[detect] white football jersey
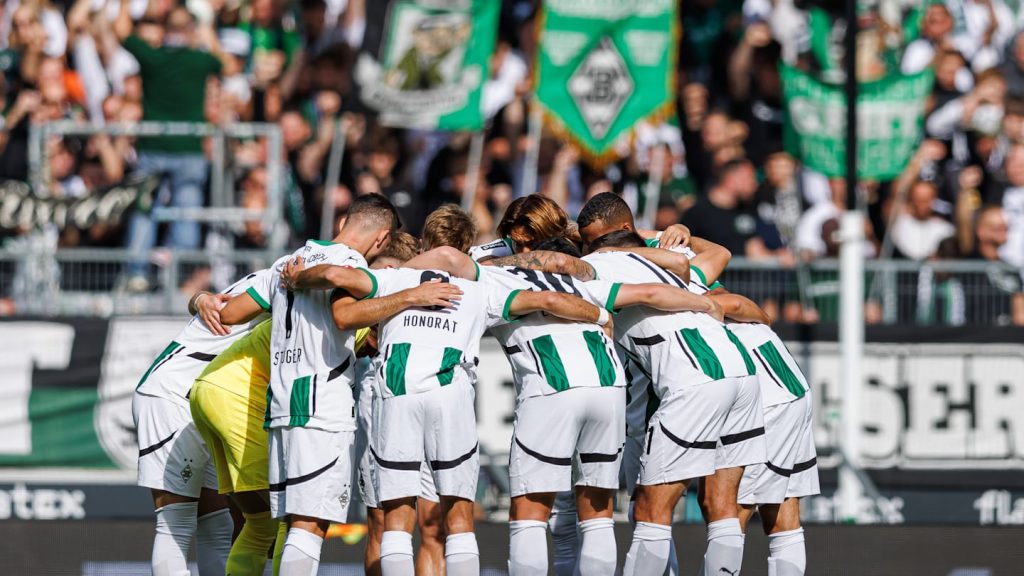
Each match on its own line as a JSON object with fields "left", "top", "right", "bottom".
{"left": 136, "top": 269, "right": 272, "bottom": 401}
{"left": 247, "top": 240, "right": 367, "bottom": 432}
{"left": 582, "top": 251, "right": 754, "bottom": 397}
{"left": 365, "top": 267, "right": 514, "bottom": 398}
{"left": 480, "top": 266, "right": 625, "bottom": 403}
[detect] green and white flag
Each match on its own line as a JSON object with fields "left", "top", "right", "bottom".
{"left": 354, "top": 0, "right": 499, "bottom": 130}
{"left": 535, "top": 0, "right": 678, "bottom": 163}
{"left": 781, "top": 65, "right": 934, "bottom": 180}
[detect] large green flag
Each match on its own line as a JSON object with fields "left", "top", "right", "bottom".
{"left": 535, "top": 0, "right": 678, "bottom": 163}
{"left": 781, "top": 65, "right": 934, "bottom": 180}
{"left": 354, "top": 0, "right": 499, "bottom": 130}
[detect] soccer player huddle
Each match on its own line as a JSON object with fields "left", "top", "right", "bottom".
{"left": 132, "top": 192, "right": 819, "bottom": 576}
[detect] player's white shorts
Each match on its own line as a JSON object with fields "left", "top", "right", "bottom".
{"left": 268, "top": 426, "right": 354, "bottom": 523}
{"left": 715, "top": 375, "right": 767, "bottom": 469}
{"left": 133, "top": 392, "right": 216, "bottom": 498}
{"left": 509, "top": 387, "right": 625, "bottom": 497}
{"left": 372, "top": 379, "right": 479, "bottom": 502}
{"left": 638, "top": 377, "right": 742, "bottom": 486}
{"left": 739, "top": 392, "right": 819, "bottom": 505}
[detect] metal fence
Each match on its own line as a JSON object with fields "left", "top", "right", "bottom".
{"left": 1, "top": 243, "right": 1021, "bottom": 325}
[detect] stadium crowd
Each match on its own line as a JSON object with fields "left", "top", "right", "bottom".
{"left": 0, "top": 0, "right": 1023, "bottom": 323}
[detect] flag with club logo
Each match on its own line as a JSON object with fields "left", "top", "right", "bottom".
{"left": 534, "top": 0, "right": 679, "bottom": 164}
{"left": 781, "top": 65, "right": 934, "bottom": 180}
{"left": 354, "top": 0, "right": 499, "bottom": 130}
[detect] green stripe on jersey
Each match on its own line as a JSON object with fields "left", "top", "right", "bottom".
{"left": 437, "top": 347, "right": 463, "bottom": 386}
{"left": 679, "top": 328, "right": 724, "bottom": 380}
{"left": 246, "top": 286, "right": 271, "bottom": 311}
{"left": 725, "top": 328, "right": 756, "bottom": 376}
{"left": 583, "top": 331, "right": 617, "bottom": 386}
{"left": 288, "top": 376, "right": 311, "bottom": 426}
{"left": 533, "top": 335, "right": 570, "bottom": 393}
{"left": 137, "top": 341, "right": 182, "bottom": 390}
{"left": 503, "top": 289, "right": 523, "bottom": 321}
{"left": 691, "top": 265, "right": 708, "bottom": 287}
{"left": 605, "top": 283, "right": 622, "bottom": 313}
{"left": 385, "top": 343, "right": 411, "bottom": 396}
{"left": 357, "top": 268, "right": 377, "bottom": 300}
{"left": 757, "top": 341, "right": 806, "bottom": 398}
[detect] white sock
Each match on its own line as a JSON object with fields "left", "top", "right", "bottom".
{"left": 628, "top": 501, "right": 679, "bottom": 576}
{"left": 445, "top": 532, "right": 479, "bottom": 576}
{"left": 624, "top": 521, "right": 672, "bottom": 576}
{"left": 508, "top": 520, "right": 548, "bottom": 576}
{"left": 578, "top": 518, "right": 616, "bottom": 576}
{"left": 700, "top": 518, "right": 745, "bottom": 576}
{"left": 768, "top": 528, "right": 806, "bottom": 576}
{"left": 152, "top": 501, "right": 197, "bottom": 576}
{"left": 380, "top": 531, "right": 414, "bottom": 576}
{"left": 549, "top": 506, "right": 580, "bottom": 576}
{"left": 195, "top": 508, "right": 233, "bottom": 576}
{"left": 279, "top": 527, "right": 323, "bottom": 576}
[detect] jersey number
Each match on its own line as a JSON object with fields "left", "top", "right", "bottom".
{"left": 420, "top": 271, "right": 450, "bottom": 311}
{"left": 509, "top": 268, "right": 582, "bottom": 297}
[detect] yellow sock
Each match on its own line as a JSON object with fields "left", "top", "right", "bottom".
{"left": 225, "top": 511, "right": 278, "bottom": 576}
{"left": 271, "top": 519, "right": 287, "bottom": 576}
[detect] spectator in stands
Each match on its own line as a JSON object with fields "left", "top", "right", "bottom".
{"left": 1002, "top": 32, "right": 1024, "bottom": 99}
{"left": 994, "top": 144, "right": 1024, "bottom": 268}
{"left": 902, "top": 2, "right": 979, "bottom": 74}
{"left": 114, "top": 0, "right": 222, "bottom": 290}
{"left": 680, "top": 158, "right": 764, "bottom": 257}
{"left": 891, "top": 180, "right": 956, "bottom": 260}
{"left": 962, "top": 205, "right": 1024, "bottom": 324}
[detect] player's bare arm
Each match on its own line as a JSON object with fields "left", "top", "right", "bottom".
{"left": 485, "top": 251, "right": 597, "bottom": 281}
{"left": 404, "top": 246, "right": 479, "bottom": 280}
{"left": 614, "top": 283, "right": 724, "bottom": 322}
{"left": 592, "top": 246, "right": 691, "bottom": 284}
{"left": 218, "top": 292, "right": 266, "bottom": 326}
{"left": 687, "top": 236, "right": 732, "bottom": 284}
{"left": 637, "top": 223, "right": 691, "bottom": 248}
{"left": 187, "top": 291, "right": 232, "bottom": 336}
{"left": 279, "top": 257, "right": 464, "bottom": 331}
{"left": 331, "top": 280, "right": 463, "bottom": 331}
{"left": 508, "top": 290, "right": 603, "bottom": 325}
{"left": 708, "top": 291, "right": 771, "bottom": 325}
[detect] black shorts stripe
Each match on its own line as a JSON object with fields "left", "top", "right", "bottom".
{"left": 138, "top": 431, "right": 177, "bottom": 457}
{"left": 327, "top": 357, "right": 351, "bottom": 382}
{"left": 659, "top": 423, "right": 717, "bottom": 450}
{"left": 369, "top": 447, "right": 421, "bottom": 471}
{"left": 630, "top": 334, "right": 665, "bottom": 346}
{"left": 720, "top": 427, "right": 766, "bottom": 446}
{"left": 502, "top": 344, "right": 522, "bottom": 355}
{"left": 187, "top": 351, "right": 217, "bottom": 362}
{"left": 430, "top": 443, "right": 478, "bottom": 471}
{"left": 765, "top": 456, "right": 817, "bottom": 478}
{"left": 515, "top": 438, "right": 571, "bottom": 466}
{"left": 268, "top": 457, "right": 340, "bottom": 491}
{"left": 579, "top": 444, "right": 623, "bottom": 464}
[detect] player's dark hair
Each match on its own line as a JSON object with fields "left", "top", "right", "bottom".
{"left": 531, "top": 236, "right": 582, "bottom": 258}
{"left": 347, "top": 193, "right": 401, "bottom": 232}
{"left": 587, "top": 229, "right": 646, "bottom": 251}
{"left": 577, "top": 192, "right": 633, "bottom": 230}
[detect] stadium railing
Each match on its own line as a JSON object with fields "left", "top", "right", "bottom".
{"left": 1, "top": 243, "right": 1020, "bottom": 326}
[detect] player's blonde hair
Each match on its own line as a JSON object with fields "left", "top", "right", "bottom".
{"left": 377, "top": 231, "right": 420, "bottom": 264}
{"left": 421, "top": 204, "right": 477, "bottom": 253}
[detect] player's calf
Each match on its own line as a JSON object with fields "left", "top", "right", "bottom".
{"left": 416, "top": 496, "right": 446, "bottom": 576}
{"left": 576, "top": 486, "right": 616, "bottom": 576}
{"left": 440, "top": 496, "right": 479, "bottom": 576}
{"left": 509, "top": 492, "right": 556, "bottom": 576}
{"left": 625, "top": 482, "right": 686, "bottom": 576}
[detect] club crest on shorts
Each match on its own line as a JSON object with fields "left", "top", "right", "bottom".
{"left": 339, "top": 489, "right": 350, "bottom": 507}
{"left": 180, "top": 461, "right": 194, "bottom": 483}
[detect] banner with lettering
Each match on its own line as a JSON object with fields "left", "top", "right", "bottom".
{"left": 781, "top": 65, "right": 934, "bottom": 180}
{"left": 354, "top": 0, "right": 499, "bottom": 130}
{"left": 0, "top": 173, "right": 159, "bottom": 233}
{"left": 534, "top": 0, "right": 678, "bottom": 164}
